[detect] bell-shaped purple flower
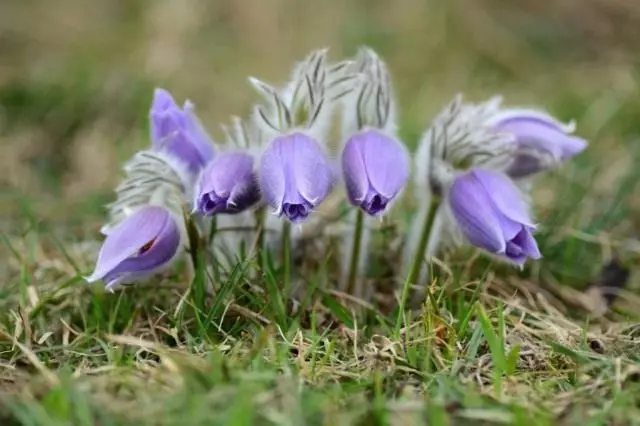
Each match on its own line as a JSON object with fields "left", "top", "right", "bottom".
{"left": 195, "top": 152, "right": 261, "bottom": 215}
{"left": 86, "top": 205, "right": 181, "bottom": 290}
{"left": 491, "top": 109, "right": 587, "bottom": 178}
{"left": 448, "top": 169, "right": 541, "bottom": 266}
{"left": 341, "top": 129, "right": 409, "bottom": 216}
{"left": 259, "top": 132, "right": 333, "bottom": 223}
{"left": 149, "top": 88, "right": 215, "bottom": 172}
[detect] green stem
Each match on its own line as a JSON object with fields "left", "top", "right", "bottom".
{"left": 406, "top": 196, "right": 441, "bottom": 286}
{"left": 208, "top": 216, "right": 218, "bottom": 245}
{"left": 208, "top": 216, "right": 220, "bottom": 283}
{"left": 281, "top": 221, "right": 292, "bottom": 294}
{"left": 346, "top": 209, "right": 365, "bottom": 295}
{"left": 253, "top": 207, "right": 266, "bottom": 266}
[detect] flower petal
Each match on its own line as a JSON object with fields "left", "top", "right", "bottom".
{"left": 86, "top": 206, "right": 173, "bottom": 282}
{"left": 471, "top": 169, "right": 534, "bottom": 228}
{"left": 183, "top": 101, "right": 215, "bottom": 164}
{"left": 360, "top": 130, "right": 409, "bottom": 199}
{"left": 103, "top": 214, "right": 180, "bottom": 283}
{"left": 151, "top": 88, "right": 178, "bottom": 113}
{"left": 497, "top": 116, "right": 587, "bottom": 161}
{"left": 511, "top": 227, "right": 541, "bottom": 259}
{"left": 164, "top": 129, "right": 208, "bottom": 171}
{"left": 259, "top": 137, "right": 287, "bottom": 211}
{"left": 283, "top": 132, "right": 333, "bottom": 207}
{"left": 495, "top": 214, "right": 525, "bottom": 242}
{"left": 341, "top": 135, "right": 369, "bottom": 204}
{"left": 505, "top": 152, "right": 547, "bottom": 178}
{"left": 196, "top": 152, "right": 260, "bottom": 215}
{"left": 200, "top": 152, "right": 254, "bottom": 197}
{"left": 150, "top": 89, "right": 179, "bottom": 144}
{"left": 489, "top": 108, "right": 576, "bottom": 133}
{"left": 449, "top": 172, "right": 506, "bottom": 253}
{"left": 149, "top": 90, "right": 215, "bottom": 172}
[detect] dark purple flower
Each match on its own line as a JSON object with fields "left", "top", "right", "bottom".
{"left": 448, "top": 169, "right": 541, "bottom": 266}
{"left": 195, "top": 152, "right": 261, "bottom": 215}
{"left": 259, "top": 132, "right": 333, "bottom": 223}
{"left": 341, "top": 129, "right": 409, "bottom": 216}
{"left": 149, "top": 88, "right": 215, "bottom": 172}
{"left": 491, "top": 109, "right": 588, "bottom": 178}
{"left": 86, "top": 205, "right": 181, "bottom": 290}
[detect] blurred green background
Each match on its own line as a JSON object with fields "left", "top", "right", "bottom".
{"left": 1, "top": 0, "right": 639, "bottom": 231}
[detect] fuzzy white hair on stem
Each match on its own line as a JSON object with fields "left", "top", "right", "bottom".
{"left": 220, "top": 114, "right": 268, "bottom": 159}
{"left": 413, "top": 94, "right": 516, "bottom": 194}
{"left": 339, "top": 47, "right": 398, "bottom": 140}
{"left": 248, "top": 48, "right": 360, "bottom": 145}
{"left": 101, "top": 149, "right": 190, "bottom": 234}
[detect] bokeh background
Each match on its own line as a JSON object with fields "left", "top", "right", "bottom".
{"left": 2, "top": 0, "right": 640, "bottom": 277}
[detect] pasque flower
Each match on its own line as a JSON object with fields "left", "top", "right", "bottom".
{"left": 489, "top": 109, "right": 588, "bottom": 178}
{"left": 86, "top": 205, "right": 181, "bottom": 290}
{"left": 259, "top": 132, "right": 333, "bottom": 223}
{"left": 149, "top": 88, "right": 215, "bottom": 172}
{"left": 342, "top": 129, "right": 409, "bottom": 215}
{"left": 448, "top": 168, "right": 541, "bottom": 266}
{"left": 194, "top": 152, "right": 261, "bottom": 215}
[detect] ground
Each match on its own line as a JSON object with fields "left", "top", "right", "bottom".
{"left": 1, "top": 1, "right": 640, "bottom": 425}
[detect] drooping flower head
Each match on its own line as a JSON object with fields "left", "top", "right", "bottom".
{"left": 342, "top": 129, "right": 409, "bottom": 215}
{"left": 405, "top": 95, "right": 549, "bottom": 273}
{"left": 92, "top": 141, "right": 189, "bottom": 289}
{"left": 250, "top": 49, "right": 358, "bottom": 223}
{"left": 149, "top": 88, "right": 215, "bottom": 174}
{"left": 194, "top": 151, "right": 260, "bottom": 215}
{"left": 448, "top": 169, "right": 541, "bottom": 266}
{"left": 340, "top": 48, "right": 409, "bottom": 216}
{"left": 86, "top": 205, "right": 182, "bottom": 291}
{"left": 259, "top": 132, "right": 333, "bottom": 223}
{"left": 486, "top": 108, "right": 588, "bottom": 178}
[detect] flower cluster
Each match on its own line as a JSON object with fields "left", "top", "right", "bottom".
{"left": 86, "top": 47, "right": 587, "bottom": 293}
{"left": 404, "top": 95, "right": 587, "bottom": 283}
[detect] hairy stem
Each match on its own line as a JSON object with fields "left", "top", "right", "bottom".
{"left": 253, "top": 207, "right": 266, "bottom": 263}
{"left": 406, "top": 196, "right": 441, "bottom": 286}
{"left": 282, "top": 221, "right": 292, "bottom": 294}
{"left": 208, "top": 216, "right": 220, "bottom": 283}
{"left": 208, "top": 216, "right": 218, "bottom": 245}
{"left": 346, "top": 209, "right": 365, "bottom": 295}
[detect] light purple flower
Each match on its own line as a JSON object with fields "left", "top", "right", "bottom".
{"left": 86, "top": 205, "right": 181, "bottom": 290}
{"left": 448, "top": 169, "right": 541, "bottom": 266}
{"left": 259, "top": 132, "right": 333, "bottom": 223}
{"left": 491, "top": 109, "right": 587, "bottom": 178}
{"left": 195, "top": 152, "right": 261, "bottom": 215}
{"left": 150, "top": 88, "right": 215, "bottom": 172}
{"left": 341, "top": 129, "right": 409, "bottom": 216}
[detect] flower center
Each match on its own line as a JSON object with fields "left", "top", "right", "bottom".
{"left": 362, "top": 194, "right": 388, "bottom": 215}
{"left": 283, "top": 203, "right": 310, "bottom": 222}
{"left": 138, "top": 238, "right": 156, "bottom": 255}
{"left": 505, "top": 241, "right": 523, "bottom": 257}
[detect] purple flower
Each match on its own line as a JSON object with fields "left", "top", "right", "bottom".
{"left": 86, "top": 206, "right": 181, "bottom": 290}
{"left": 491, "top": 110, "right": 587, "bottom": 178}
{"left": 341, "top": 129, "right": 409, "bottom": 216}
{"left": 448, "top": 169, "right": 541, "bottom": 266}
{"left": 149, "top": 88, "right": 215, "bottom": 172}
{"left": 259, "top": 132, "right": 333, "bottom": 223}
{"left": 195, "top": 152, "right": 261, "bottom": 215}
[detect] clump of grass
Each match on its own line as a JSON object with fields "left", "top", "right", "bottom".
{"left": 1, "top": 198, "right": 640, "bottom": 425}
